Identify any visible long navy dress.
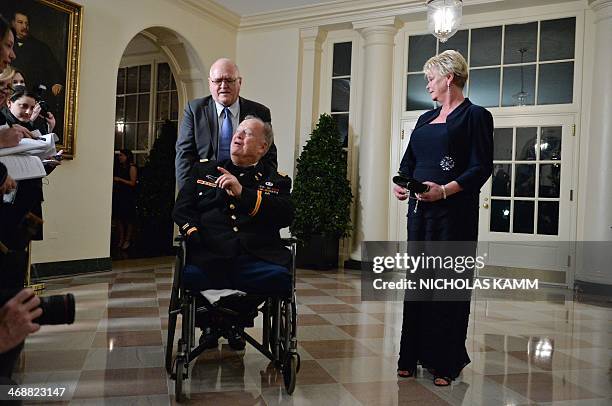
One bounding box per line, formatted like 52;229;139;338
397;98;493;379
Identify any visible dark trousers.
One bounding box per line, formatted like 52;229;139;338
183;255;291;329
183;255;291;295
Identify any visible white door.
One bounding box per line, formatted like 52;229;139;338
478;115;576;285
395;119;419;242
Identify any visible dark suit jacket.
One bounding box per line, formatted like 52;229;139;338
175;95;277;189
173;159;293;268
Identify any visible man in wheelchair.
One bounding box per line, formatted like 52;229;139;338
173;115;293;351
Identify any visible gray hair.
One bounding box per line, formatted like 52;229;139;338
209;58;240;78
244;114;274;152
423;50;469;89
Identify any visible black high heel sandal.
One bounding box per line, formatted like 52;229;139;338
397;367;416;378
433;376;452;386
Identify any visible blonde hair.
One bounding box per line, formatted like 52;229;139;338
0;66;15;82
423;50;468;89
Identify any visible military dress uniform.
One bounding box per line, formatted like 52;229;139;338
173;159;293;295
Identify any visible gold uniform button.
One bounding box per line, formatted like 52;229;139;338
229;204;236;210
233;226;239;232
231;215;237;220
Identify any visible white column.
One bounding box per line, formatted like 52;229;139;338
350;17;399;260
296;27;326;162
578;0;612;286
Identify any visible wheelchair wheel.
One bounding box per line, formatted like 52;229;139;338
165;325;175;374
166;270;181;372
283;354;298;395
175;356;185;402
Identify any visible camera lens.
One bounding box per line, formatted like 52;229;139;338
34;293;75;325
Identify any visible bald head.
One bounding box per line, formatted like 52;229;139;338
208;58;242;107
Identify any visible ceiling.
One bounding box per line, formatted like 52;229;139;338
212;0;341;16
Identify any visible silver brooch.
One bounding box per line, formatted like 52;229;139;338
440;156;455;171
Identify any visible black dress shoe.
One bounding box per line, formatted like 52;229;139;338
225;326;246;350
199;327;219;349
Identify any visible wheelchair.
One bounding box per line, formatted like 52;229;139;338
165;236;300;402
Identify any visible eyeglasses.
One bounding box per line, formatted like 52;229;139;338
210;77;240;86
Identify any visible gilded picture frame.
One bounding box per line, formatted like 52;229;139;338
0;0;83;158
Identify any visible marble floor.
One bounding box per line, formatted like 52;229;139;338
11;259;612;405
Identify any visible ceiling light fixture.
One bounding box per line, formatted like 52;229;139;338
427;0;463;43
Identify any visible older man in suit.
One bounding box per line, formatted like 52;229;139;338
175;58;277;189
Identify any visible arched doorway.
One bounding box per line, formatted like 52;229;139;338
111;27;204;260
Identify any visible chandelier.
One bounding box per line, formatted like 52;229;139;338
427;0;463;43
513;47;529;106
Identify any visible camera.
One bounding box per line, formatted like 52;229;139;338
0;290;75;326
392;173;430;193
35;84;52;120
34;293;75;325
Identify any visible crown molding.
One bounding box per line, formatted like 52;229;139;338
164;0;504;34
352;16;402;30
171;0;241;30
239;0;420;31
589;0;612;22
238;0;502;32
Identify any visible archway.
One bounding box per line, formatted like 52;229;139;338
111;27;204;260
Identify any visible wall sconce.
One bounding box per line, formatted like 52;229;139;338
427;0;463;43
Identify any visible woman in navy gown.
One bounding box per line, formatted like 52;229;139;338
393;50;493;386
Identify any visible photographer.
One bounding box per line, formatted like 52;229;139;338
3;89;55;135
1;89;61;245
8;69;56;134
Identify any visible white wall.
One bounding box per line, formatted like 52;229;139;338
236;28;301;178
32;0;600;272
32;0;236;264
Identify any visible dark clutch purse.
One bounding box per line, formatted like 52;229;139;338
392;174;430;193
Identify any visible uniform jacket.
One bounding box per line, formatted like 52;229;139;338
173;159;293;268
175;95;277;189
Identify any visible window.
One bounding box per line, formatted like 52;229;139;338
406;17;576;111
154;62;179;143
330;42;352;148
115;62;179;166
490;126;562;235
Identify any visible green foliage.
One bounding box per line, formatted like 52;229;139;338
290;114;353;242
137;120;177;221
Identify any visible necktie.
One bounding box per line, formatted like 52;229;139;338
218;107;232;162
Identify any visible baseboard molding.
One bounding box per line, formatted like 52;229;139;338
343;259;362;270
32;257;112;280
575;279;612;298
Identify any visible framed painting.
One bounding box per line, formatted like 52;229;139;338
0;0;82;158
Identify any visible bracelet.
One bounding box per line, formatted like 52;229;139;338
441;185;447;200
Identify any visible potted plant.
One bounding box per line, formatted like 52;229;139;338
291;114;353;269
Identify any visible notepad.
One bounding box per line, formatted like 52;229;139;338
0;155;46;180
0;130;57;158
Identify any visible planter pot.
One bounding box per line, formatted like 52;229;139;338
296;234;339;270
